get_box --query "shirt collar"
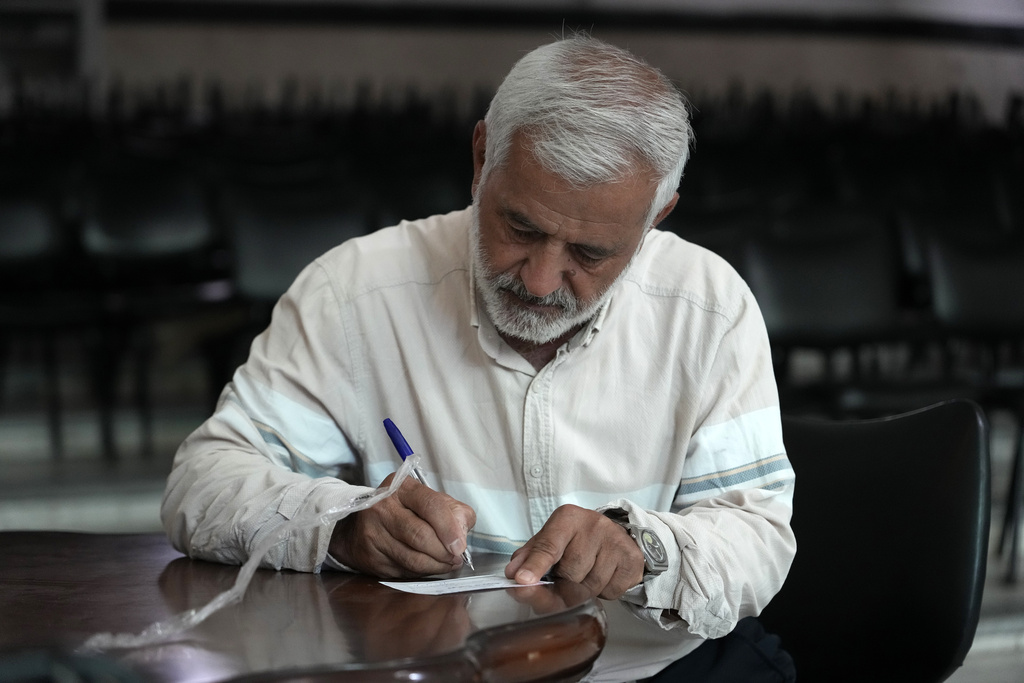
[468,230,483,331]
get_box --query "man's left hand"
[504,504,645,600]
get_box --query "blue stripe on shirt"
[677,453,793,498]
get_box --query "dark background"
[1,0,1022,529]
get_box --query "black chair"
[760,400,990,682]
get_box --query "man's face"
[471,126,669,345]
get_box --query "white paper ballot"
[380,574,552,595]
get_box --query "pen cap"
[383,418,414,460]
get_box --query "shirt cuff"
[599,499,687,628]
[322,552,358,572]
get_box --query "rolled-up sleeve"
[161,258,373,572]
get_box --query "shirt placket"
[522,349,569,534]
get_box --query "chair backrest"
[927,235,1024,333]
[742,210,905,348]
[0,196,60,261]
[223,185,371,303]
[81,158,215,258]
[759,399,990,682]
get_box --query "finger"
[550,536,601,586]
[356,506,460,577]
[508,504,603,584]
[553,540,638,600]
[397,479,476,561]
[596,562,643,600]
[379,507,455,566]
[506,534,566,585]
[564,554,613,596]
[504,546,527,580]
[334,489,461,577]
[593,531,645,599]
[450,504,476,554]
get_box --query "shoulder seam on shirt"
[313,250,469,305]
[349,265,470,302]
[621,276,747,324]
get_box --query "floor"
[1,335,1023,681]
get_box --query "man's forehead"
[493,149,656,235]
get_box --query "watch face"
[640,529,668,565]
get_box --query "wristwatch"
[603,509,669,576]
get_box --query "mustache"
[491,272,579,311]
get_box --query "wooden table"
[0,531,607,682]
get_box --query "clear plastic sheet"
[81,455,419,652]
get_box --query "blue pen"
[383,418,474,571]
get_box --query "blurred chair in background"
[665,89,799,271]
[741,205,917,416]
[835,187,1024,584]
[79,122,231,462]
[202,115,375,402]
[660,206,761,275]
[0,125,97,462]
[923,233,1024,583]
[363,88,473,227]
[209,183,372,399]
[760,400,990,682]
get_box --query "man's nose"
[519,245,571,299]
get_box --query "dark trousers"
[640,617,796,683]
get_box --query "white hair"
[480,35,693,230]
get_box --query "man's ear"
[651,192,679,230]
[638,192,680,252]
[471,121,487,198]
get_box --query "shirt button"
[530,465,543,478]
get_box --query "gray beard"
[470,203,631,345]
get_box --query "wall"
[101,20,1024,123]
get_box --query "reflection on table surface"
[0,532,607,683]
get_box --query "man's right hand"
[329,472,476,578]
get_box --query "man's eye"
[574,247,604,264]
[506,223,536,241]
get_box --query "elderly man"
[163,35,796,682]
